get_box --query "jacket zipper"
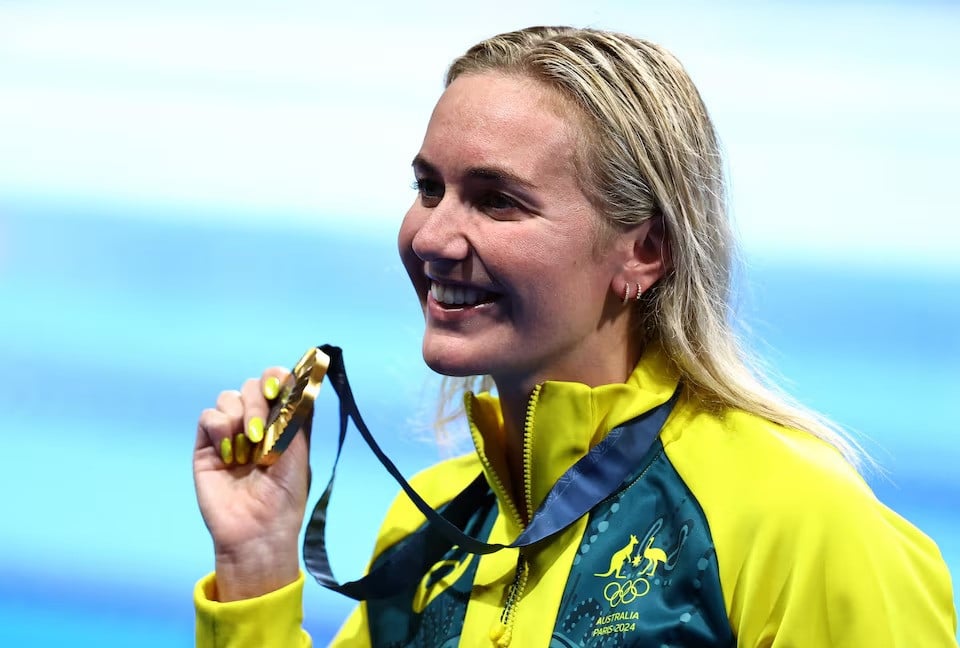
[489,553,529,647]
[464,398,524,529]
[489,384,541,646]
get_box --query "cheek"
[398,204,429,302]
[524,249,613,320]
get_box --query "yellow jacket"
[196,346,958,647]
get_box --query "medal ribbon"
[302,344,679,600]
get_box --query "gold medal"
[253,347,330,466]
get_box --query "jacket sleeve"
[194,571,312,648]
[728,487,958,647]
[663,409,958,647]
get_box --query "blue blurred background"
[1,1,957,645]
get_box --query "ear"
[611,216,670,301]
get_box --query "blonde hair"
[434,26,867,468]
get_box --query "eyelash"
[477,192,520,213]
[412,178,442,200]
[411,178,522,216]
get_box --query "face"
[399,72,634,391]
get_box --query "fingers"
[261,366,289,400]
[196,389,244,465]
[197,385,259,467]
[240,377,269,448]
[240,367,290,447]
[196,368,292,468]
[216,389,244,418]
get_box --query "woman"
[193,26,957,647]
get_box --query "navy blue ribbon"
[303,345,679,600]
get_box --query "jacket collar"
[464,344,680,537]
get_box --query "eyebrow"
[411,155,540,192]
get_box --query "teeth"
[430,282,490,306]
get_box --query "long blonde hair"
[435,26,867,468]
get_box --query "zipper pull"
[489,622,509,646]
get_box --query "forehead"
[419,72,581,181]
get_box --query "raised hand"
[194,368,311,601]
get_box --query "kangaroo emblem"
[594,535,638,579]
[634,535,668,576]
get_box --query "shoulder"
[662,401,872,527]
[369,452,482,558]
[661,398,957,646]
[660,396,933,555]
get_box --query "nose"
[409,197,471,265]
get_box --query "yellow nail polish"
[219,437,234,465]
[247,416,265,443]
[263,376,281,400]
[234,433,251,465]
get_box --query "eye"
[477,191,521,217]
[412,177,443,206]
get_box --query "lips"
[430,281,497,307]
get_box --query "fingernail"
[219,437,234,465]
[234,433,250,465]
[247,416,264,443]
[263,376,281,400]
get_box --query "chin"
[421,340,489,378]
[422,354,483,378]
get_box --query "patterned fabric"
[363,437,734,648]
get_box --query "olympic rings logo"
[602,577,650,607]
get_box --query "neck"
[492,349,641,520]
[494,344,642,437]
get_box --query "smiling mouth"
[430,281,498,308]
